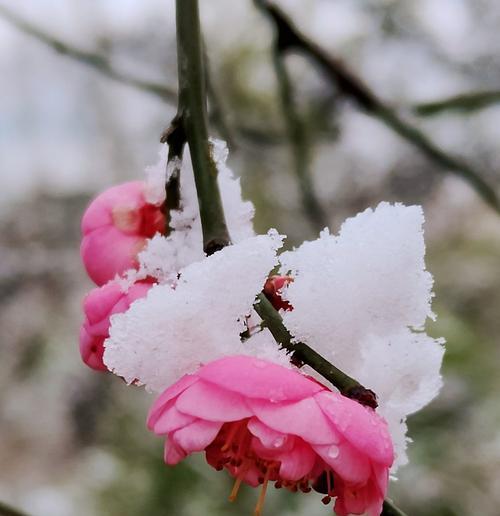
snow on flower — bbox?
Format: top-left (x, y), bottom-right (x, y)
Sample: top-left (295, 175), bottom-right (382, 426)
top-left (79, 279), bottom-right (154, 371)
top-left (80, 180), bottom-right (165, 286)
top-left (103, 231), bottom-right (286, 392)
top-left (278, 202), bottom-right (445, 470)
top-left (136, 140), bottom-right (255, 282)
top-left (148, 355), bottom-right (393, 516)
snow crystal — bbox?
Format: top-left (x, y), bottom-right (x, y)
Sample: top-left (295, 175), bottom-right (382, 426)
top-left (278, 202), bottom-right (444, 470)
top-left (104, 231), bottom-right (283, 392)
top-left (140, 140), bottom-right (255, 281)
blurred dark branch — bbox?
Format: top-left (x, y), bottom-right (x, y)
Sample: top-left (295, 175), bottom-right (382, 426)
top-left (414, 90), bottom-right (500, 116)
top-left (205, 48), bottom-right (236, 148)
top-left (0, 501), bottom-right (30, 516)
top-left (254, 0), bottom-right (500, 214)
top-left (382, 500), bottom-right (409, 516)
top-left (267, 24), bottom-right (328, 231)
top-left (0, 5), bottom-right (177, 103)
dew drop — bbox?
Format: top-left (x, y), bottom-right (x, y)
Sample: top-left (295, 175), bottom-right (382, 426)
top-left (273, 436), bottom-right (286, 448)
top-left (327, 445), bottom-right (340, 459)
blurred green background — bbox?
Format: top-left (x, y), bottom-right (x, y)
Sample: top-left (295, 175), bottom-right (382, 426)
top-left (1, 1), bottom-right (500, 515)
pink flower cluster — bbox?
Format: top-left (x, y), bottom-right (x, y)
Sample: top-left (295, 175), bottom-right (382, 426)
top-left (148, 356), bottom-right (393, 516)
top-left (79, 181), bottom-right (164, 370)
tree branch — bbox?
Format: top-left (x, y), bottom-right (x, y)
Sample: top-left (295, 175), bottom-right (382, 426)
top-left (254, 294), bottom-right (378, 408)
top-left (255, 0), bottom-right (500, 214)
top-left (0, 5), bottom-right (176, 104)
top-left (0, 500), bottom-right (30, 516)
top-left (414, 90), bottom-right (500, 116)
top-left (175, 0), bottom-right (231, 254)
top-left (268, 29), bottom-right (329, 231)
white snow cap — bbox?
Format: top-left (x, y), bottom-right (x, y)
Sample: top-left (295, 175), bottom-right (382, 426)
top-left (140, 138), bottom-right (255, 283)
top-left (104, 231), bottom-right (284, 393)
top-left (278, 202), bottom-right (445, 471)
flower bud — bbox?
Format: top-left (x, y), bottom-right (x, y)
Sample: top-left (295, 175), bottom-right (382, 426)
top-left (80, 279), bottom-right (153, 371)
top-left (263, 275), bottom-right (293, 311)
top-left (81, 181), bottom-right (165, 285)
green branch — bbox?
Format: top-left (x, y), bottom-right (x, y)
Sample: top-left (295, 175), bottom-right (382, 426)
top-left (269, 36), bottom-right (328, 231)
top-left (254, 294), bottom-right (377, 407)
top-left (414, 90), bottom-right (500, 116)
top-left (255, 0), bottom-right (500, 214)
top-left (174, 0), bottom-right (231, 254)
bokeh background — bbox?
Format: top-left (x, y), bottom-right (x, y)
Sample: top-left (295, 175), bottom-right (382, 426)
top-left (1, 1), bottom-right (500, 515)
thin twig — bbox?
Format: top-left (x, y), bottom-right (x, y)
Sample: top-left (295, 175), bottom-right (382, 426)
top-left (414, 90), bottom-right (500, 116)
top-left (175, 0), bottom-right (231, 254)
top-left (268, 29), bottom-right (328, 231)
top-left (382, 499), bottom-right (409, 516)
top-left (254, 294), bottom-right (377, 407)
top-left (0, 500), bottom-right (30, 516)
top-left (255, 0), bottom-right (500, 214)
top-left (0, 5), bottom-right (177, 103)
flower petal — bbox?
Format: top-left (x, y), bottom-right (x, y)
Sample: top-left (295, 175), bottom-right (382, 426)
top-left (196, 356), bottom-right (324, 401)
top-left (164, 438), bottom-right (186, 465)
top-left (147, 375), bottom-right (199, 429)
top-left (313, 441), bottom-right (371, 484)
top-left (247, 397), bottom-right (340, 444)
top-left (276, 440), bottom-right (316, 481)
top-left (172, 419), bottom-right (223, 453)
top-left (315, 391), bottom-right (393, 466)
top-left (175, 379), bottom-right (252, 421)
top-left (152, 401), bottom-right (197, 435)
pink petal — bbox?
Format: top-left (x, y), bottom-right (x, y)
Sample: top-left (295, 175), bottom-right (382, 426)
top-left (164, 438), bottom-right (186, 465)
top-left (81, 227), bottom-right (144, 286)
top-left (247, 418), bottom-right (291, 450)
top-left (315, 391), bottom-right (394, 466)
top-left (147, 375), bottom-right (199, 429)
top-left (246, 397), bottom-right (340, 444)
top-left (152, 401), bottom-right (197, 435)
top-left (313, 441), bottom-right (371, 484)
top-left (276, 440), bottom-right (317, 481)
top-left (175, 379), bottom-right (252, 421)
top-left (81, 181), bottom-right (145, 234)
top-left (196, 356), bottom-right (324, 401)
top-left (172, 419), bottom-right (223, 453)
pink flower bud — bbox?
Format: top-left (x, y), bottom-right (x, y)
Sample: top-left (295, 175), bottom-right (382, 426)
top-left (81, 181), bottom-right (165, 285)
top-left (263, 275), bottom-right (293, 311)
top-left (80, 279), bottom-right (153, 371)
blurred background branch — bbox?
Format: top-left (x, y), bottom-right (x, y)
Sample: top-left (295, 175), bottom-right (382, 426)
top-left (0, 5), bottom-right (177, 104)
top-left (254, 0), bottom-right (500, 214)
top-left (414, 90), bottom-right (500, 116)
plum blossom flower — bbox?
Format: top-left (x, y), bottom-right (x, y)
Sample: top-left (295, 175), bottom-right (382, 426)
top-left (148, 355), bottom-right (393, 516)
top-left (81, 181), bottom-right (165, 285)
top-left (80, 279), bottom-right (154, 371)
top-left (263, 275), bottom-right (293, 311)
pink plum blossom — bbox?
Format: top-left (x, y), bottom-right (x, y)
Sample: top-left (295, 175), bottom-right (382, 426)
top-left (80, 279), bottom-right (154, 371)
top-left (263, 275), bottom-right (293, 311)
top-left (147, 355), bottom-right (393, 516)
top-left (81, 181), bottom-right (165, 285)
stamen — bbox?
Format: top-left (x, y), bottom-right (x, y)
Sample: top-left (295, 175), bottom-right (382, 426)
top-left (254, 468), bottom-right (271, 516)
top-left (229, 475), bottom-right (244, 502)
top-left (327, 470), bottom-right (332, 496)
top-left (229, 461), bottom-right (249, 502)
top-left (221, 422), bottom-right (243, 452)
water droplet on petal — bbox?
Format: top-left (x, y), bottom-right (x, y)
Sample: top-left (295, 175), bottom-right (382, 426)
top-left (273, 436), bottom-right (286, 448)
top-left (327, 445), bottom-right (339, 459)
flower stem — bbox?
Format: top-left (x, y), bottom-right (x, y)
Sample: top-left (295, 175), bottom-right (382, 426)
top-left (254, 294), bottom-right (377, 408)
top-left (382, 499), bottom-right (409, 516)
top-left (174, 0), bottom-right (231, 254)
